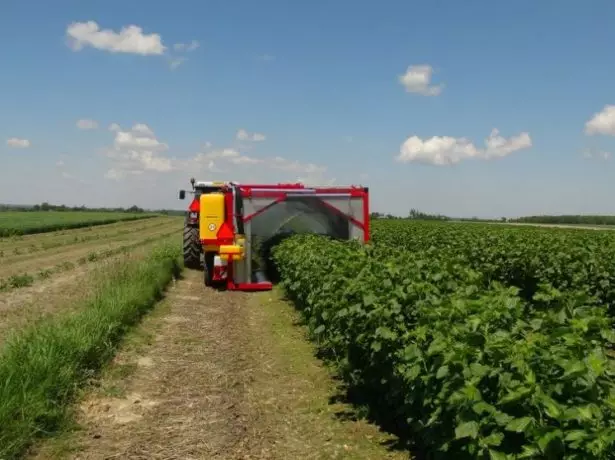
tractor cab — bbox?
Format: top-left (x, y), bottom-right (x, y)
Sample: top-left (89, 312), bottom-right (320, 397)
top-left (178, 179), bottom-right (370, 291)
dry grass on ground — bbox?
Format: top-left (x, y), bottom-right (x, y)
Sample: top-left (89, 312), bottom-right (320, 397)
top-left (32, 271), bottom-right (408, 460)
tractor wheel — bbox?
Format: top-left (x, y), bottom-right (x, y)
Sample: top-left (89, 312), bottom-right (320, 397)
top-left (183, 224), bottom-right (201, 269)
top-left (203, 252), bottom-right (215, 286)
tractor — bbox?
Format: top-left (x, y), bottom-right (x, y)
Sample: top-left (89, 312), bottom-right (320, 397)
top-left (178, 178), bottom-right (370, 291)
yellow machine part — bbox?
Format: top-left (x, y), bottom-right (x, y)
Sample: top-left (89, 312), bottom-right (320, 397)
top-left (199, 192), bottom-right (225, 242)
top-left (219, 244), bottom-right (243, 261)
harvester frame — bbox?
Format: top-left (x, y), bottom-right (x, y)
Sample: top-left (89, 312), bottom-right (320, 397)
top-left (179, 178), bottom-right (370, 291)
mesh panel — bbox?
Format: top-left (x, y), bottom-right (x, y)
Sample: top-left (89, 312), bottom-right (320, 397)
top-left (249, 196), bottom-right (350, 273)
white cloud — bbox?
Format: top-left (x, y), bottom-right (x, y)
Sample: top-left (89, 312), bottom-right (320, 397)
top-left (186, 144), bottom-right (330, 184)
top-left (66, 21), bottom-right (166, 55)
top-left (585, 105), bottom-right (615, 136)
top-left (582, 148), bottom-right (611, 161)
top-left (6, 138), bottom-right (31, 148)
top-left (399, 65), bottom-right (443, 96)
top-left (169, 57), bottom-right (186, 70)
top-left (76, 119), bottom-right (98, 130)
top-left (397, 128), bottom-right (532, 165)
top-left (173, 40), bottom-right (199, 52)
top-left (103, 123), bottom-right (174, 177)
top-left (236, 129), bottom-right (266, 142)
top-left (109, 123), bottom-right (121, 132)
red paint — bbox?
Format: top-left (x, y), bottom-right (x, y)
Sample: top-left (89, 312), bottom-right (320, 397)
top-left (216, 221), bottom-right (234, 243)
top-left (316, 198), bottom-right (365, 230)
top-left (234, 282), bottom-right (273, 291)
top-left (361, 188), bottom-right (370, 242)
top-left (188, 197), bottom-right (200, 212)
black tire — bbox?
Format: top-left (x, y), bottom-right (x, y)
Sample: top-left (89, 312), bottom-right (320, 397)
top-left (183, 223), bottom-right (201, 269)
top-left (203, 252), bottom-right (215, 286)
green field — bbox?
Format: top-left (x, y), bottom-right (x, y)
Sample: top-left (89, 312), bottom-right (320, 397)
top-left (0, 211), bottom-right (159, 237)
top-left (272, 219), bottom-right (615, 459)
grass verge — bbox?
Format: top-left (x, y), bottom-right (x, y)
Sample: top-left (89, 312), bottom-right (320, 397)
top-left (0, 242), bottom-right (182, 459)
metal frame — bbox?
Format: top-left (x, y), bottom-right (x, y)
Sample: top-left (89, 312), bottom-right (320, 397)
top-left (227, 183), bottom-right (370, 291)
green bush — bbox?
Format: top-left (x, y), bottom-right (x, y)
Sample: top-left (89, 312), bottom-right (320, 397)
top-left (272, 234), bottom-right (615, 459)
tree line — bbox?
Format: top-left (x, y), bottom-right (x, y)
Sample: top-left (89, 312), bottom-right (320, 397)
top-left (371, 209), bottom-right (615, 226)
top-left (0, 202), bottom-right (185, 216)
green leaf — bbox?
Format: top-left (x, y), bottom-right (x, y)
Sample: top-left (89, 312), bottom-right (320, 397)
top-left (537, 429), bottom-right (563, 452)
top-left (539, 394), bottom-right (562, 419)
top-left (455, 421), bottom-right (480, 440)
top-left (436, 365), bottom-right (449, 379)
top-left (505, 417), bottom-right (534, 433)
top-left (499, 386), bottom-right (532, 405)
top-left (470, 362), bottom-right (490, 378)
top-left (483, 432), bottom-right (504, 447)
top-left (489, 450), bottom-right (508, 460)
top-left (564, 430), bottom-right (588, 442)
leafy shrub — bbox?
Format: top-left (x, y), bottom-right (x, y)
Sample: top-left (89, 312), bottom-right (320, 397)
top-left (272, 234), bottom-right (615, 459)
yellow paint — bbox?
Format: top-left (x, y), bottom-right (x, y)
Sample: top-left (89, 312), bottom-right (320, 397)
top-left (199, 192), bottom-right (225, 241)
top-left (220, 244), bottom-right (243, 260)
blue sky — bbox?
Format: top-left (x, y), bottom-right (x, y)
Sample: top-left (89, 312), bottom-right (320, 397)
top-left (1, 0), bottom-right (615, 218)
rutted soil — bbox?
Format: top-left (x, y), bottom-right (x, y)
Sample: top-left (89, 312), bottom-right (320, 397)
top-left (33, 270), bottom-right (406, 459)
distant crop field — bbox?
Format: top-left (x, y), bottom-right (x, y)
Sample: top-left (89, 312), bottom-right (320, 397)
top-left (0, 211), bottom-right (159, 237)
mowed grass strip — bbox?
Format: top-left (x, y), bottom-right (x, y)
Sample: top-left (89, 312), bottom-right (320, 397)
top-left (0, 211), bottom-right (159, 237)
top-left (0, 242), bottom-right (182, 459)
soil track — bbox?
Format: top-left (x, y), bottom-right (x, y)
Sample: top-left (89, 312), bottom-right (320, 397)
top-left (33, 270), bottom-right (406, 460)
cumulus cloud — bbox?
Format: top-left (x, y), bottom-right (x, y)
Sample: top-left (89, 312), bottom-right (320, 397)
top-left (108, 123), bottom-right (121, 132)
top-left (76, 119), bottom-right (98, 130)
top-left (396, 128), bottom-right (532, 165)
top-left (399, 65), bottom-right (443, 96)
top-left (236, 129), bottom-right (266, 142)
top-left (102, 123), bottom-right (331, 185)
top-left (173, 40), bottom-right (199, 52)
top-left (185, 143), bottom-right (330, 184)
top-left (169, 57), bottom-right (187, 70)
top-left (66, 21), bottom-right (166, 55)
top-left (582, 148), bottom-right (611, 161)
top-left (103, 123), bottom-right (174, 178)
top-left (6, 138), bottom-right (31, 148)
top-left (585, 105), bottom-right (615, 136)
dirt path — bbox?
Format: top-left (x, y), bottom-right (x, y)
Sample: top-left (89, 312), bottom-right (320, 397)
top-left (32, 270), bottom-right (406, 460)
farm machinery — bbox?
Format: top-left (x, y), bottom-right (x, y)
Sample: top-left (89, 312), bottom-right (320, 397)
top-left (178, 178), bottom-right (370, 291)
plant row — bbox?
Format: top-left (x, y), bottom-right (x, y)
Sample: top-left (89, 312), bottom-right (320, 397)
top-left (373, 220), bottom-right (615, 314)
top-left (272, 234), bottom-right (615, 459)
top-left (0, 211), bottom-right (159, 237)
top-left (0, 229), bottom-right (179, 293)
top-left (0, 242), bottom-right (182, 459)
top-left (0, 218), bottom-right (168, 258)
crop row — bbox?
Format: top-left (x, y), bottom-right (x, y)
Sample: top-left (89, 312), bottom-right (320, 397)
top-left (0, 229), bottom-right (179, 292)
top-left (272, 234), bottom-right (615, 459)
top-left (0, 219), bottom-right (167, 258)
top-left (0, 211), bottom-right (159, 237)
top-left (0, 241), bottom-right (181, 459)
top-left (373, 220), bottom-right (615, 315)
